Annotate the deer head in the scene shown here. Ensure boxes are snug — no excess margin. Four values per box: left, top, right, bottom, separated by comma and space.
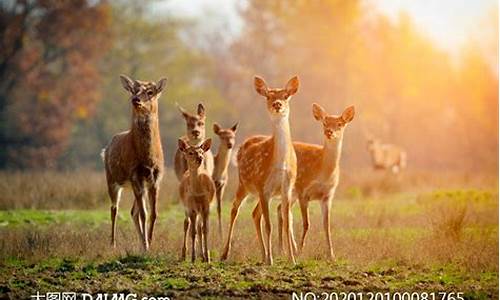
312, 103, 355, 141
254, 75, 299, 120
213, 122, 238, 149
178, 138, 212, 169
177, 103, 206, 144
120, 74, 167, 116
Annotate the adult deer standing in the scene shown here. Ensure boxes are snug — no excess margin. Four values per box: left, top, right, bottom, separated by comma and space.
221, 75, 300, 265
178, 138, 215, 262
367, 138, 407, 173
212, 122, 238, 237
277, 104, 355, 260
102, 74, 166, 251
174, 103, 214, 181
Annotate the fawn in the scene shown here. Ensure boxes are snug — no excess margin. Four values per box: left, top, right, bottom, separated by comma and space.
221, 75, 300, 265
178, 138, 215, 263
277, 103, 355, 260
174, 103, 214, 181
367, 138, 407, 173
102, 74, 167, 251
212, 122, 238, 237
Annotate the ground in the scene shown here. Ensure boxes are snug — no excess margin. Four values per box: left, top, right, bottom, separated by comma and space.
0, 171, 498, 299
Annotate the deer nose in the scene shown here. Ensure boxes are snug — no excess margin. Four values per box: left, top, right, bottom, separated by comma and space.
132, 96, 140, 105
272, 101, 282, 110
325, 129, 333, 138
192, 130, 200, 138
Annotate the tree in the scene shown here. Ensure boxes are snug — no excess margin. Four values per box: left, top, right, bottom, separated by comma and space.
0, 0, 111, 168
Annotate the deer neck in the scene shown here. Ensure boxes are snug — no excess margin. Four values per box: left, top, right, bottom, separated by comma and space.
213, 144, 231, 179
271, 114, 293, 170
131, 112, 161, 163
321, 134, 343, 176
188, 164, 203, 191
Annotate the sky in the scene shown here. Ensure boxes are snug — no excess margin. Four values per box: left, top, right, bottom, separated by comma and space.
157, 0, 498, 55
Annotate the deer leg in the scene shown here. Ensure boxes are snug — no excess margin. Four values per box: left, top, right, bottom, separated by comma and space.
252, 202, 266, 262
131, 179, 149, 251
282, 185, 296, 264
221, 184, 248, 260
260, 194, 273, 265
215, 183, 225, 238
202, 210, 210, 263
181, 215, 190, 260
108, 184, 122, 248
276, 203, 283, 254
197, 217, 203, 258
130, 201, 144, 249
147, 184, 159, 247
298, 199, 310, 253
190, 213, 197, 263
321, 198, 334, 260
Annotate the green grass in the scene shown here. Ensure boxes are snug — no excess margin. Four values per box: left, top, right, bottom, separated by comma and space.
0, 188, 498, 299
1, 255, 497, 299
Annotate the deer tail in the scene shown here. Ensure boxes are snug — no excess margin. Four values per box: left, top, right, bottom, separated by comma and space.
100, 148, 106, 163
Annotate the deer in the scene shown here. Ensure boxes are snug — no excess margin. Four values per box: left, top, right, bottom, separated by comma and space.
174, 103, 214, 181
102, 74, 167, 251
212, 122, 238, 237
276, 103, 355, 260
221, 75, 300, 265
367, 138, 407, 174
178, 138, 215, 263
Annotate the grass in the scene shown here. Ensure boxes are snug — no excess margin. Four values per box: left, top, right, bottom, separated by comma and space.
0, 170, 498, 299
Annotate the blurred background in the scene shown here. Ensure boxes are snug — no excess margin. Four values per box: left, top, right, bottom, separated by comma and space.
0, 0, 497, 172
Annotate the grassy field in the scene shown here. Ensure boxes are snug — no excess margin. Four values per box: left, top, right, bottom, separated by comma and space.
0, 170, 498, 299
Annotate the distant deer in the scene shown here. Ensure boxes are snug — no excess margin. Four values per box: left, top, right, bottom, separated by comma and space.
102, 74, 167, 251
178, 138, 215, 263
174, 103, 214, 181
221, 75, 300, 265
367, 138, 407, 173
277, 104, 355, 260
212, 122, 238, 237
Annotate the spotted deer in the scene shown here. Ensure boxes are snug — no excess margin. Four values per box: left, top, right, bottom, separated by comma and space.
174, 103, 214, 181
178, 138, 215, 263
276, 103, 355, 260
221, 75, 300, 265
102, 74, 167, 251
367, 138, 407, 173
212, 122, 238, 237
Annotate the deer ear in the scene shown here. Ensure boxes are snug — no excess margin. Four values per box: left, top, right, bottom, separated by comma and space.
231, 122, 239, 132
197, 103, 205, 118
285, 75, 299, 96
213, 123, 221, 134
201, 138, 212, 152
176, 104, 189, 119
342, 105, 355, 123
156, 77, 167, 93
312, 103, 326, 121
120, 74, 136, 94
254, 76, 268, 97
178, 138, 188, 152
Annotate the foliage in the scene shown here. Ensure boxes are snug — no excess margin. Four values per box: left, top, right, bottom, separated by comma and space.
0, 0, 111, 168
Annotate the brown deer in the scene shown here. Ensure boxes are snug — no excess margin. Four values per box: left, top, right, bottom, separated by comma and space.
102, 74, 167, 251
212, 122, 238, 237
174, 103, 214, 181
178, 138, 215, 263
221, 75, 300, 265
277, 103, 355, 260
367, 138, 407, 173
